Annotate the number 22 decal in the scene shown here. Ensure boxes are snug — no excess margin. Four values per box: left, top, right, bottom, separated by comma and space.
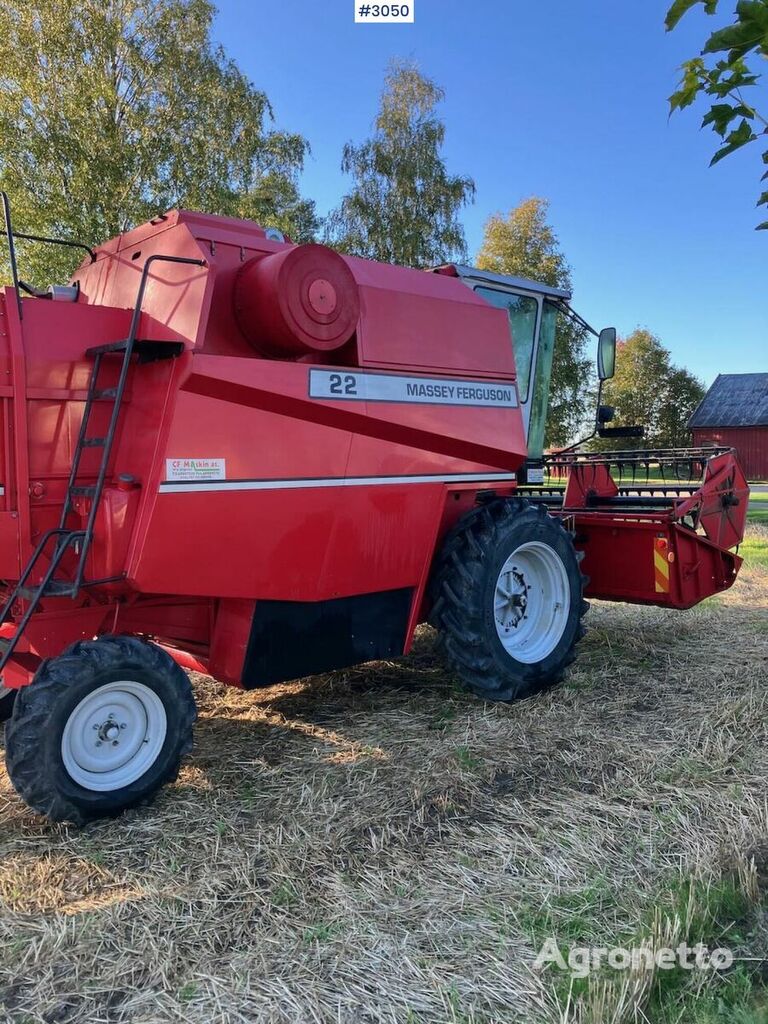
328, 373, 358, 396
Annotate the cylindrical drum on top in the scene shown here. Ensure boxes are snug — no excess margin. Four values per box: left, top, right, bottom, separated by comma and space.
234, 243, 360, 357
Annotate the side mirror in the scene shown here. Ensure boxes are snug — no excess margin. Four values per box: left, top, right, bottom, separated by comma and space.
597, 327, 617, 381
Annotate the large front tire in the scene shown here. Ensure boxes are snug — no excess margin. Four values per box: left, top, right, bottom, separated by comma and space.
429, 499, 587, 701
5, 636, 196, 824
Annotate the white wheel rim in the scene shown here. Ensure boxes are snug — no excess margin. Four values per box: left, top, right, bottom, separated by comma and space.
61, 681, 167, 792
494, 541, 571, 664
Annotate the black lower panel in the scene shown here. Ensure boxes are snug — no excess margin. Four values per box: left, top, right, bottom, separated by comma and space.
242, 587, 414, 688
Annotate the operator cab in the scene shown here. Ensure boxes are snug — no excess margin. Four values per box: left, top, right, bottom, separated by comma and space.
433, 264, 616, 482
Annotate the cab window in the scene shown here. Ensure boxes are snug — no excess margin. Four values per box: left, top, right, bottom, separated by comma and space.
527, 300, 558, 459
474, 288, 539, 402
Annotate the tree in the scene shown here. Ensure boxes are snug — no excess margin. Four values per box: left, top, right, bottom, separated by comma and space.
325, 60, 475, 267
600, 329, 705, 448
0, 0, 318, 286
658, 366, 709, 447
666, 0, 768, 229
475, 198, 592, 448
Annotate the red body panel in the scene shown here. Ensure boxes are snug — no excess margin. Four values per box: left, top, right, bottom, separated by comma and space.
345, 253, 516, 375
0, 213, 524, 687
0, 210, 748, 690
573, 514, 741, 609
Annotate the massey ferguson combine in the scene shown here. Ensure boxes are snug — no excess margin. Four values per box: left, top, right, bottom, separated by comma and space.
0, 192, 748, 823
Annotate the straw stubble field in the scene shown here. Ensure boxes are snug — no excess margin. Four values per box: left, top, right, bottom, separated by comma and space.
0, 520, 767, 1024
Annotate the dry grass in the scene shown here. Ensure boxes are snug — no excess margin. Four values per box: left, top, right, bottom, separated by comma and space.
1, 530, 767, 1023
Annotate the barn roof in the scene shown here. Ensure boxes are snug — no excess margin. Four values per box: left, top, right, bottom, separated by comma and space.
688, 373, 768, 429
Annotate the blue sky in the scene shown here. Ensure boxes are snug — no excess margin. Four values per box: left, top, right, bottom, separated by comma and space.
213, 0, 766, 386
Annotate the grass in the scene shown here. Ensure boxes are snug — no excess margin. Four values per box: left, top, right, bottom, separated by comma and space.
536, 869, 767, 1023
544, 474, 685, 488
0, 525, 767, 1022
742, 516, 768, 567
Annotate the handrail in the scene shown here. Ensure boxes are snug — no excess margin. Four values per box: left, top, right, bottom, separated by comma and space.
0, 229, 96, 263
1, 193, 96, 322
1, 192, 23, 321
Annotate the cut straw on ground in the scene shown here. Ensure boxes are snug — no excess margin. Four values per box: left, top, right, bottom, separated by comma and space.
0, 525, 766, 1023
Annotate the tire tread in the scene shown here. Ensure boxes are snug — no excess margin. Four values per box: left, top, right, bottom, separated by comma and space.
5, 635, 196, 824
429, 498, 588, 701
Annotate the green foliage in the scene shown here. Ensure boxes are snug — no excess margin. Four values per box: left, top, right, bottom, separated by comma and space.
599, 329, 705, 449
302, 921, 340, 943
0, 0, 318, 285
453, 745, 480, 771
666, 0, 768, 229
657, 365, 709, 447
325, 60, 475, 267
177, 981, 198, 1002
475, 197, 592, 447
666, 0, 719, 28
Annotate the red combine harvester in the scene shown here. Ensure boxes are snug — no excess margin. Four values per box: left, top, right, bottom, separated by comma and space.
0, 193, 748, 823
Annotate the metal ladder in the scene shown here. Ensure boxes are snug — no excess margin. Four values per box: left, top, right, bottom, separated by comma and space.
0, 253, 205, 677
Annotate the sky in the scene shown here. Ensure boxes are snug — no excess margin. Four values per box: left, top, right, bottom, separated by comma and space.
212, 0, 767, 386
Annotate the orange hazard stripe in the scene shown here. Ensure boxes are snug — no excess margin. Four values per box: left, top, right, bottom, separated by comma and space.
654, 539, 670, 593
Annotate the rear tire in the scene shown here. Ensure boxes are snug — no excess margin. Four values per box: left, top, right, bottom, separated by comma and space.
5, 635, 196, 824
429, 498, 587, 701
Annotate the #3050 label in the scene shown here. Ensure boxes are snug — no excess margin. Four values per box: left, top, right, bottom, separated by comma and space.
355, 1, 414, 23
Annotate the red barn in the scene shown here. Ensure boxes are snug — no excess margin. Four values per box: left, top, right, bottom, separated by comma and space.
689, 373, 768, 481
